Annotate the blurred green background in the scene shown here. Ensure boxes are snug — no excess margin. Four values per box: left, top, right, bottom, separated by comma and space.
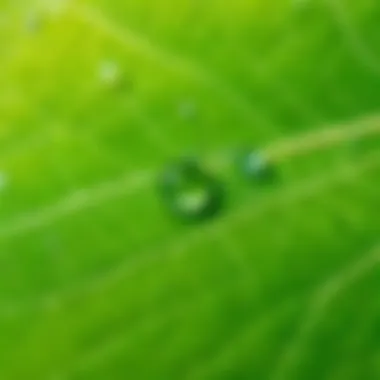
0, 0, 379, 379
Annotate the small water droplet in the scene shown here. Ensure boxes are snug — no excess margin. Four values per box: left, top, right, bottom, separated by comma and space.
237, 150, 276, 182
98, 60, 123, 88
158, 158, 225, 222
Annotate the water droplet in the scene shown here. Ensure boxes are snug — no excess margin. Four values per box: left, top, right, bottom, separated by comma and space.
237, 150, 276, 182
98, 60, 122, 88
158, 158, 225, 222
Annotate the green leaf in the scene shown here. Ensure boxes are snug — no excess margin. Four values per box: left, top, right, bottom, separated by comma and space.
0, 0, 379, 379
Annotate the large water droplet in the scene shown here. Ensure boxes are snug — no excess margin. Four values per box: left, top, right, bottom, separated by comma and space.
158, 158, 225, 222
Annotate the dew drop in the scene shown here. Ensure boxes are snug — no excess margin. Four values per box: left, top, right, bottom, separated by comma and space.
158, 158, 225, 222
237, 150, 275, 182
98, 60, 122, 88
